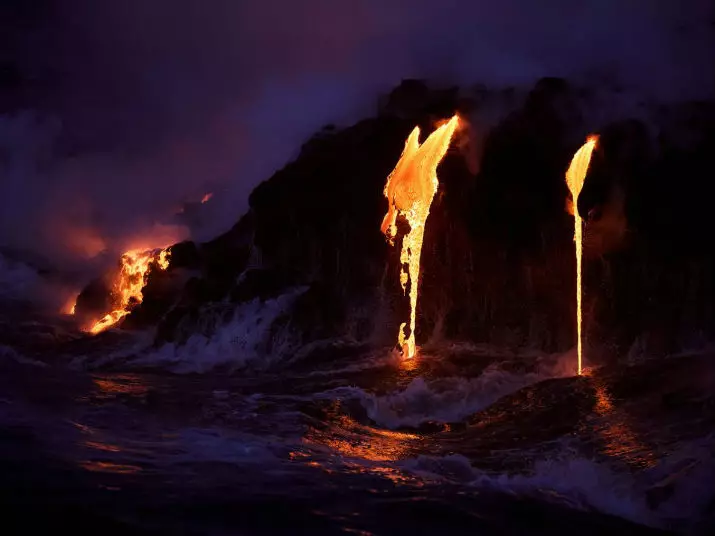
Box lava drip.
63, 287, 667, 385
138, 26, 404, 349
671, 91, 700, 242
381, 115, 460, 358
565, 135, 598, 375
88, 248, 170, 334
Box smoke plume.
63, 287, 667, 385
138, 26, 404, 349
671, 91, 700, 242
1, 0, 713, 274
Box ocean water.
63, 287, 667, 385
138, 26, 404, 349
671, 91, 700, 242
0, 290, 714, 535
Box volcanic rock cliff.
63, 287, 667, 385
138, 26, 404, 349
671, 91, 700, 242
75, 78, 715, 364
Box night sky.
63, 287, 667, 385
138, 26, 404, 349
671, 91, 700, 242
1, 0, 713, 271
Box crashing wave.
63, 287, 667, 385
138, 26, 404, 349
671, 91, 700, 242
133, 287, 308, 373
357, 364, 543, 428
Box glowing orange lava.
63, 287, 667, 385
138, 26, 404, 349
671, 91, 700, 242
88, 248, 170, 334
62, 295, 78, 315
381, 115, 460, 358
565, 135, 598, 375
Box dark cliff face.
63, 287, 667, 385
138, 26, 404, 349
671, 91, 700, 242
74, 78, 715, 363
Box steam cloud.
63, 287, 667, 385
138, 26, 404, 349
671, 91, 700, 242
1, 0, 713, 273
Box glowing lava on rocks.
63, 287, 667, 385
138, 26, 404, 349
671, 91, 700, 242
565, 135, 598, 375
381, 115, 460, 358
88, 248, 170, 334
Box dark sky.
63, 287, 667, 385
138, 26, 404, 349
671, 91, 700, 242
1, 0, 714, 270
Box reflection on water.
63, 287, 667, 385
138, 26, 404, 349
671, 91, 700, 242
79, 460, 142, 474
306, 400, 421, 463
399, 355, 420, 373
75, 425, 135, 474
69, 420, 94, 434
71, 378, 152, 476
591, 377, 658, 469
83, 440, 122, 453
91, 374, 149, 400
320, 413, 420, 462
301, 400, 425, 485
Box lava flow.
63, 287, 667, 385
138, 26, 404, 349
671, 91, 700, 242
381, 115, 460, 358
61, 295, 78, 315
565, 135, 598, 375
88, 248, 170, 334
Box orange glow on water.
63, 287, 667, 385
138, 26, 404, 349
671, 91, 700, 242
591, 378, 657, 468
324, 414, 419, 462
381, 115, 460, 359
82, 441, 122, 453
304, 401, 420, 461
79, 461, 141, 474
565, 135, 598, 375
91, 375, 150, 398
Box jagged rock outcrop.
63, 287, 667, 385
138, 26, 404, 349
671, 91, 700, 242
74, 78, 715, 363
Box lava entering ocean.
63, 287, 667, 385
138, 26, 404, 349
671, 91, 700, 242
87, 248, 170, 334
381, 115, 460, 358
565, 135, 598, 375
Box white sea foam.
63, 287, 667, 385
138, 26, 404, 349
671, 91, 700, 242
400, 451, 655, 526
303, 345, 579, 429
357, 365, 542, 428
133, 287, 307, 373
0, 344, 47, 367
401, 437, 715, 531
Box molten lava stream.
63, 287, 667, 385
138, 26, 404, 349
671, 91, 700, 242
565, 135, 598, 375
381, 115, 460, 358
88, 248, 170, 334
